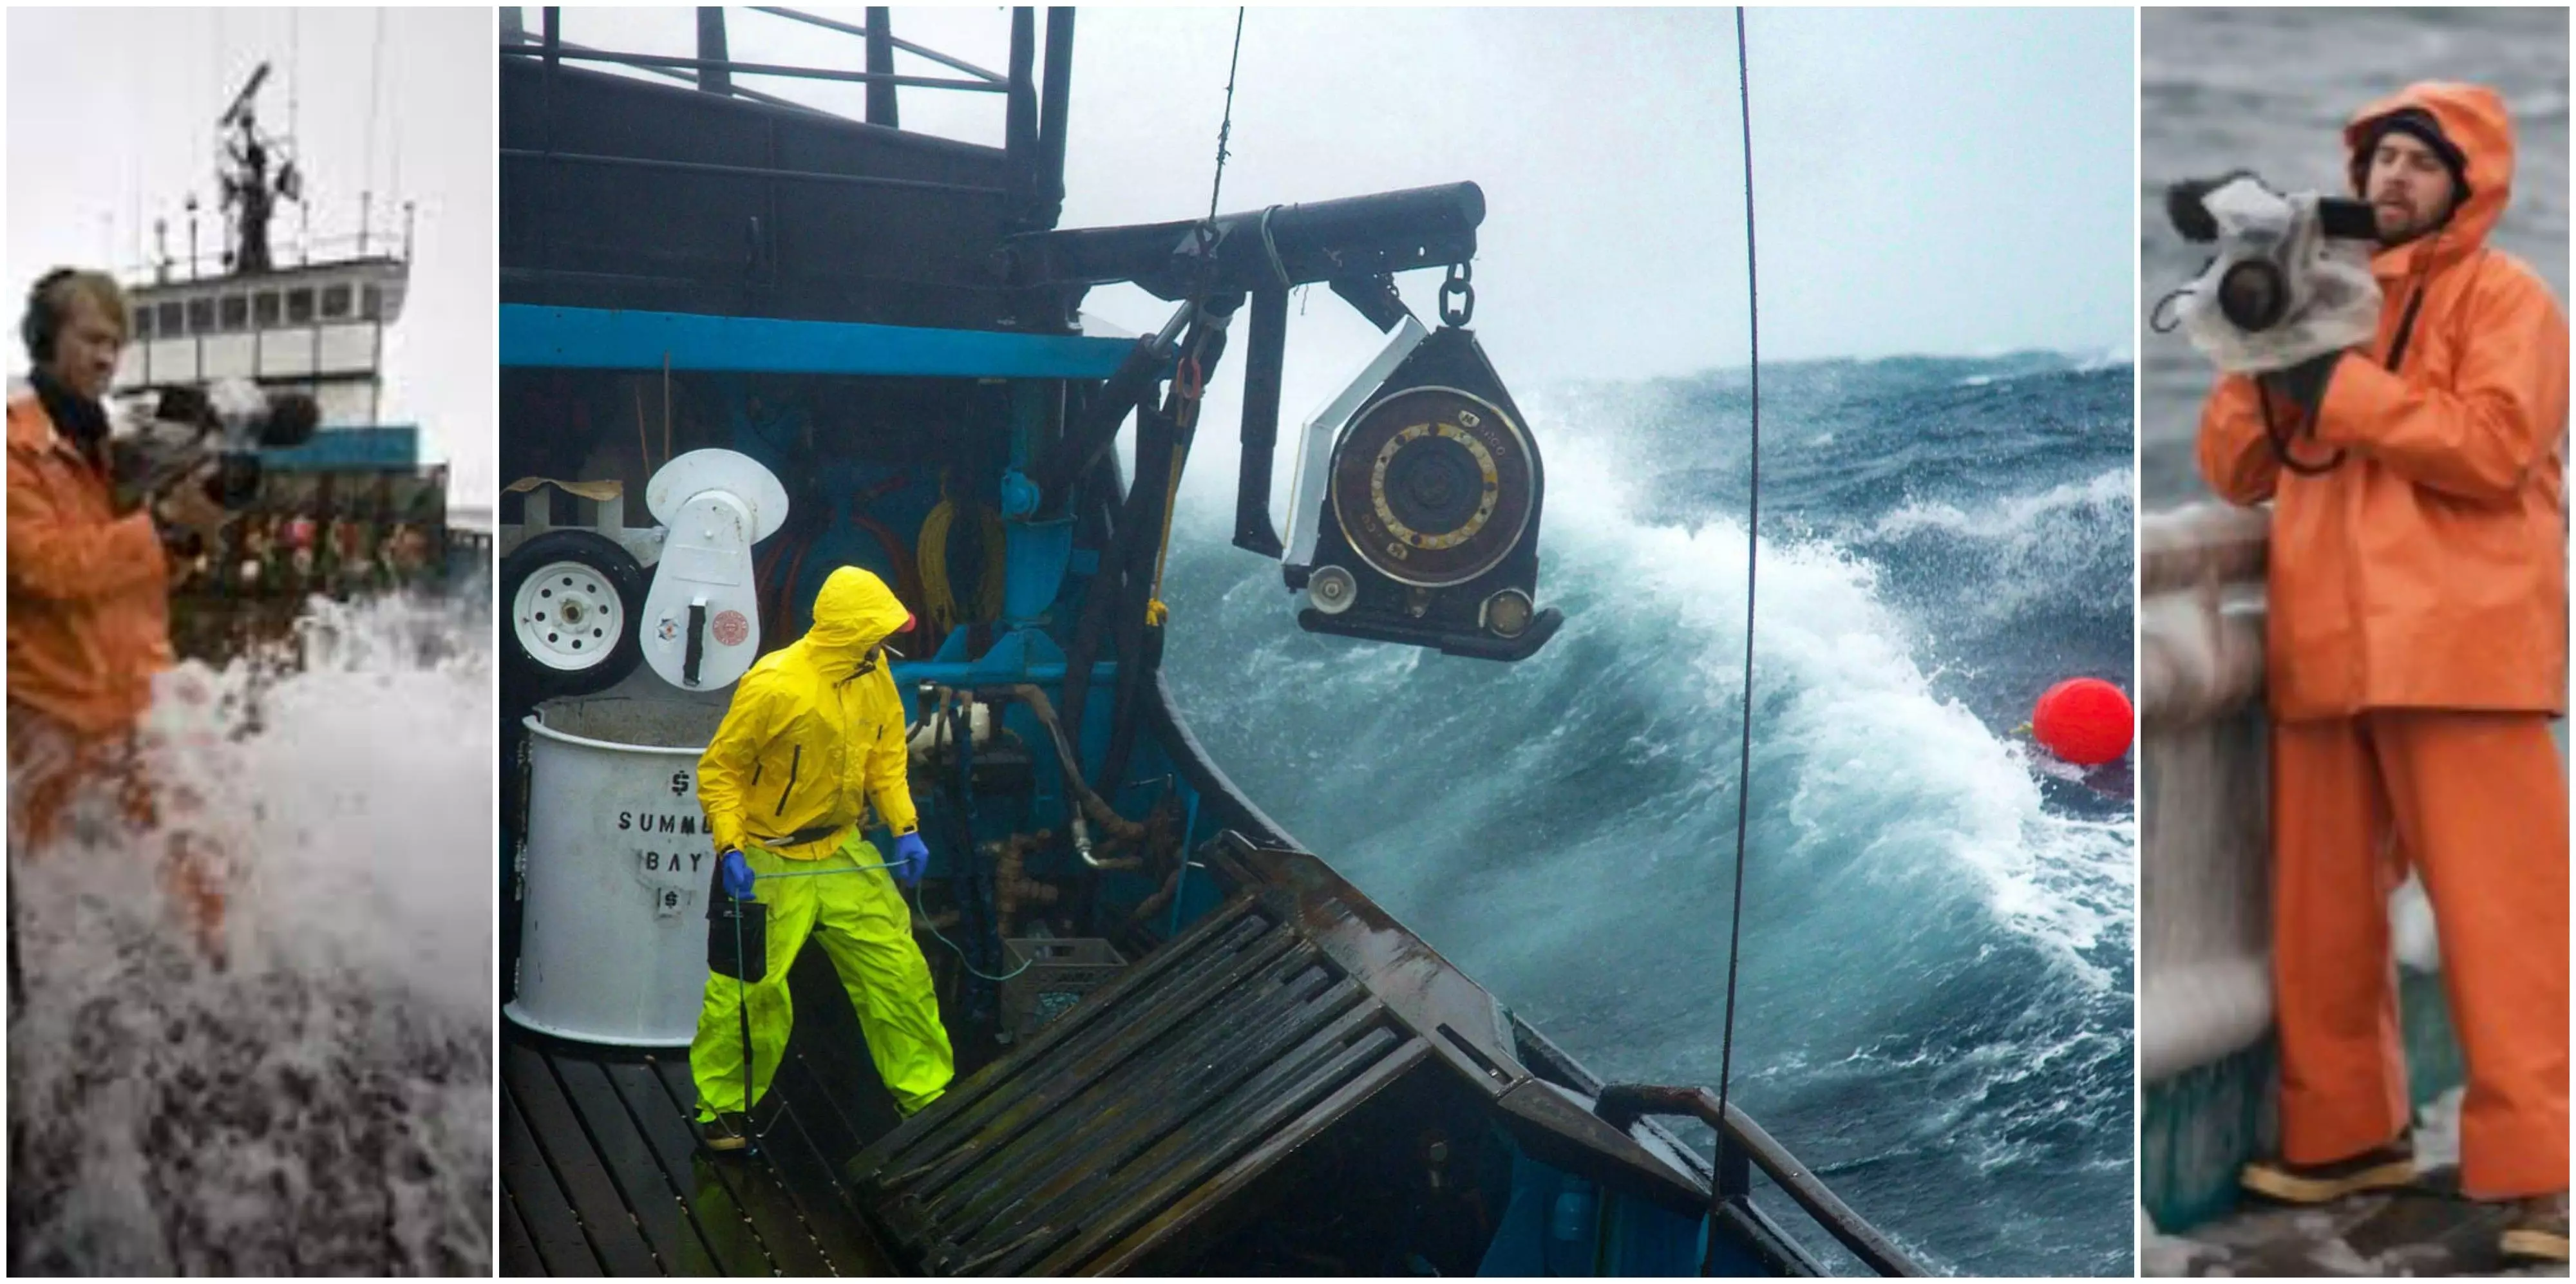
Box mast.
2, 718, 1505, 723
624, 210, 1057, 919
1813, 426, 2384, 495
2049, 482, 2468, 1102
216, 61, 297, 276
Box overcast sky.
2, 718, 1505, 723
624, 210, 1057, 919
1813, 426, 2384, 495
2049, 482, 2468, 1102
538, 7, 2133, 363
8, 7, 497, 506
6, 9, 2131, 514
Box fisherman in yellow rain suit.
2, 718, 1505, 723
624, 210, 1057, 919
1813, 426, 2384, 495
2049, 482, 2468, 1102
691, 565, 952, 1152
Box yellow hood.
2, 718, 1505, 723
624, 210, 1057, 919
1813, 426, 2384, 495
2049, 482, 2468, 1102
805, 566, 913, 662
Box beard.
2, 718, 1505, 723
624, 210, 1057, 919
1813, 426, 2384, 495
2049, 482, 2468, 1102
2372, 197, 2451, 249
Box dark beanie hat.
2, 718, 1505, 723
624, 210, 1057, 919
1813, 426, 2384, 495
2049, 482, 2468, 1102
2351, 107, 2471, 200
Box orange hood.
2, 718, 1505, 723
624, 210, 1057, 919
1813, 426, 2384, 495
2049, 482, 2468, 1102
2345, 81, 2514, 274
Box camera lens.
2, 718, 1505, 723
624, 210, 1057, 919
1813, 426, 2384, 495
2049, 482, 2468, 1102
2217, 259, 2289, 332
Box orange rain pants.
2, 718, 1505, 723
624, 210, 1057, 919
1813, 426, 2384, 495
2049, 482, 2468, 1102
2273, 710, 2568, 1198
7, 703, 229, 959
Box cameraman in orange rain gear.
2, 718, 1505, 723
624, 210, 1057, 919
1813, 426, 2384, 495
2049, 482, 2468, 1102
8, 269, 235, 961
2196, 84, 2569, 1262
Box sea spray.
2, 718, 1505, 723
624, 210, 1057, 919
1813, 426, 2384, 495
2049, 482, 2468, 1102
8, 589, 493, 1276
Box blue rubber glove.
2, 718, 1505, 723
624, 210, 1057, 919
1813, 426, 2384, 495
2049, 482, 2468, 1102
890, 832, 930, 887
721, 849, 756, 900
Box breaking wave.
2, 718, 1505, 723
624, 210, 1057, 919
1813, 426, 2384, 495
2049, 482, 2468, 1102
8, 590, 494, 1277
1162, 354, 2135, 1276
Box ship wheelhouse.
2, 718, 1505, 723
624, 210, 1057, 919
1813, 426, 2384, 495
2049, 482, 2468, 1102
118, 254, 408, 430
495, 8, 1919, 1278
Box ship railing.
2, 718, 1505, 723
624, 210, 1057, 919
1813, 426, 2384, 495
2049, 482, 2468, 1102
2137, 503, 2271, 1084
500, 6, 1072, 219
1595, 1083, 1926, 1276
495, 35, 1005, 95
500, 8, 1008, 97
127, 233, 410, 288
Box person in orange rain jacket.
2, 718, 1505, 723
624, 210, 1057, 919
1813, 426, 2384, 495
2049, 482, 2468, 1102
2196, 83, 2568, 1261
7, 269, 234, 959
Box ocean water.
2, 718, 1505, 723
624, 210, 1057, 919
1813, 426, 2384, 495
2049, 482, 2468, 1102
7, 592, 494, 1276
1162, 354, 2137, 1276
2142, 6, 2570, 508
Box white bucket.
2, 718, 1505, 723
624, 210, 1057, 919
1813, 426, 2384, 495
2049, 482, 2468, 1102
506, 695, 729, 1046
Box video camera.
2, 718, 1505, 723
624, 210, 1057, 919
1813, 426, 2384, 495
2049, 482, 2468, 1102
2158, 173, 2381, 373
108, 377, 319, 513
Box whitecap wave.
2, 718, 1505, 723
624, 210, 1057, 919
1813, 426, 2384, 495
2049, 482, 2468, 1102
1871, 467, 2134, 543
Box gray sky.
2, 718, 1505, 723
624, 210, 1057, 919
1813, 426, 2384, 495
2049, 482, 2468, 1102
8, 7, 497, 506
536, 7, 2132, 506
6, 8, 2132, 515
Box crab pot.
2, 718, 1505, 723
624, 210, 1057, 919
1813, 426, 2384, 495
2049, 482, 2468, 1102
507, 695, 729, 1045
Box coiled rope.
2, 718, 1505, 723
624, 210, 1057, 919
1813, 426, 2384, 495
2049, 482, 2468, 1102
918, 478, 1008, 636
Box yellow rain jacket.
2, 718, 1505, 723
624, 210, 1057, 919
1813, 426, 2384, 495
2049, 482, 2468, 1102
697, 566, 920, 860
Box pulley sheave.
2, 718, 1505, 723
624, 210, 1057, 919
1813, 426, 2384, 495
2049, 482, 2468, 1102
1329, 384, 1537, 590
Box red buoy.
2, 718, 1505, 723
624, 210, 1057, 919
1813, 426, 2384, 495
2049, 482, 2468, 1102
2032, 677, 2134, 766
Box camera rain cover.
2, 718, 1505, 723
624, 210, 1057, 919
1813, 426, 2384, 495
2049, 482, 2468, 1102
2176, 177, 2380, 374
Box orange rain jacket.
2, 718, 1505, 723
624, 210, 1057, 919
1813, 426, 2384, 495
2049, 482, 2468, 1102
2198, 82, 2570, 722
6, 388, 175, 737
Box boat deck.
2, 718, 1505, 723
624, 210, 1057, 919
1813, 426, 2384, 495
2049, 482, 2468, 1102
2148, 1175, 2563, 1277
500, 839, 1744, 1278
498, 948, 914, 1276
2147, 1096, 2568, 1278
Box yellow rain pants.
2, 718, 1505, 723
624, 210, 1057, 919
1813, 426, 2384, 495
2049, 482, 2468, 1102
690, 832, 954, 1119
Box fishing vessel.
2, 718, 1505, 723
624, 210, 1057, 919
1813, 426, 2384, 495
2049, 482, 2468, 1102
7, 24, 496, 1274
495, 9, 1918, 1274
115, 62, 456, 661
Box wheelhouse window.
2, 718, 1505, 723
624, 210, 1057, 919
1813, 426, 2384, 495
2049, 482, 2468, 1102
133, 307, 153, 341
321, 284, 352, 318
361, 285, 382, 321
254, 292, 281, 327
186, 297, 214, 334
220, 295, 249, 332
286, 288, 314, 324
156, 301, 183, 337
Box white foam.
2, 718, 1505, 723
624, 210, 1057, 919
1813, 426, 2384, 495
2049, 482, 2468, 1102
1511, 396, 2135, 979
9, 590, 493, 1274
1174, 375, 2133, 981
1871, 467, 2133, 542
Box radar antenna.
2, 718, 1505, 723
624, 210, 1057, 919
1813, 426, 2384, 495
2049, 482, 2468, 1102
216, 61, 301, 275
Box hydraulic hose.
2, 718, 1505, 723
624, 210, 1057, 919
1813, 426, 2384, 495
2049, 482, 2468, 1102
999, 683, 1116, 869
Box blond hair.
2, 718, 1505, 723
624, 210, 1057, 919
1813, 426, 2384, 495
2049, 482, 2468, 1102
24, 268, 129, 359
